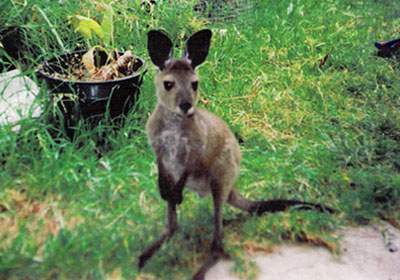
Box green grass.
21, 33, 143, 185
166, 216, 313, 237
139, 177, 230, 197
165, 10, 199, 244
1, 0, 400, 279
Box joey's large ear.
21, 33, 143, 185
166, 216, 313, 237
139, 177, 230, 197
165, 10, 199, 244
183, 29, 212, 69
147, 30, 174, 69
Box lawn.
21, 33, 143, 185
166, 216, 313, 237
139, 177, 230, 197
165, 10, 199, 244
1, 0, 400, 279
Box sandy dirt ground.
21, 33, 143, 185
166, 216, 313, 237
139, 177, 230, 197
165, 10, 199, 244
206, 222, 400, 280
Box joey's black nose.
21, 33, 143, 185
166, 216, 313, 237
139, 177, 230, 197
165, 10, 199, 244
179, 102, 192, 114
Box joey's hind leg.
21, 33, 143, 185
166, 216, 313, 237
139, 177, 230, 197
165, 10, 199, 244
192, 179, 229, 280
138, 201, 178, 270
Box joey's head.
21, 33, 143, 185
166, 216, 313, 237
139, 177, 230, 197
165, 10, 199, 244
154, 60, 199, 116
147, 29, 212, 116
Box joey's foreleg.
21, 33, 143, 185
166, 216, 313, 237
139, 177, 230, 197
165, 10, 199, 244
157, 159, 175, 201
138, 201, 178, 270
157, 159, 189, 205
170, 169, 190, 205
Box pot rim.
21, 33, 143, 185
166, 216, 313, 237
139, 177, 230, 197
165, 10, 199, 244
37, 50, 147, 85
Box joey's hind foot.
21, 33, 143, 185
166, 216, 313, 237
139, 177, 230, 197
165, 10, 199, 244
192, 251, 222, 280
138, 253, 149, 271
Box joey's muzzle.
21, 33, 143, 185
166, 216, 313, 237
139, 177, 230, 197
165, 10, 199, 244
179, 102, 193, 115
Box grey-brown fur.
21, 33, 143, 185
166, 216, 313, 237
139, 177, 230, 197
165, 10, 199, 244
138, 29, 334, 280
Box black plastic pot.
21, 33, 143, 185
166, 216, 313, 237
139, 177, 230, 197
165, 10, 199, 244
1, 26, 41, 71
37, 50, 147, 137
0, 26, 26, 71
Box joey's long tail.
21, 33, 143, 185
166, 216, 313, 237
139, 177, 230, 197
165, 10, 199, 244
249, 199, 335, 215
227, 188, 335, 215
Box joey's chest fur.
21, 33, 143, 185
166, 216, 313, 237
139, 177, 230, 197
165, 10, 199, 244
147, 107, 210, 195
159, 122, 191, 177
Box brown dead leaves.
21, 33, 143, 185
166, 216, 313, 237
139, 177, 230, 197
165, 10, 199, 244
240, 112, 295, 141
48, 50, 138, 82
82, 49, 134, 81
0, 189, 83, 256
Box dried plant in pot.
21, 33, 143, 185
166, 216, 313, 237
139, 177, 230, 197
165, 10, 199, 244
36, 4, 147, 138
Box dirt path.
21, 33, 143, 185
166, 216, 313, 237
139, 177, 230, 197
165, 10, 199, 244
206, 222, 400, 280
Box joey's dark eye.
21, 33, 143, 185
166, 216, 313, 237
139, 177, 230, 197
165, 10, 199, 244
164, 81, 174, 91
192, 81, 198, 91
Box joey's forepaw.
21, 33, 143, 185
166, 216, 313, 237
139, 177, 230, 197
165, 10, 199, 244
170, 190, 183, 205
159, 188, 172, 202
